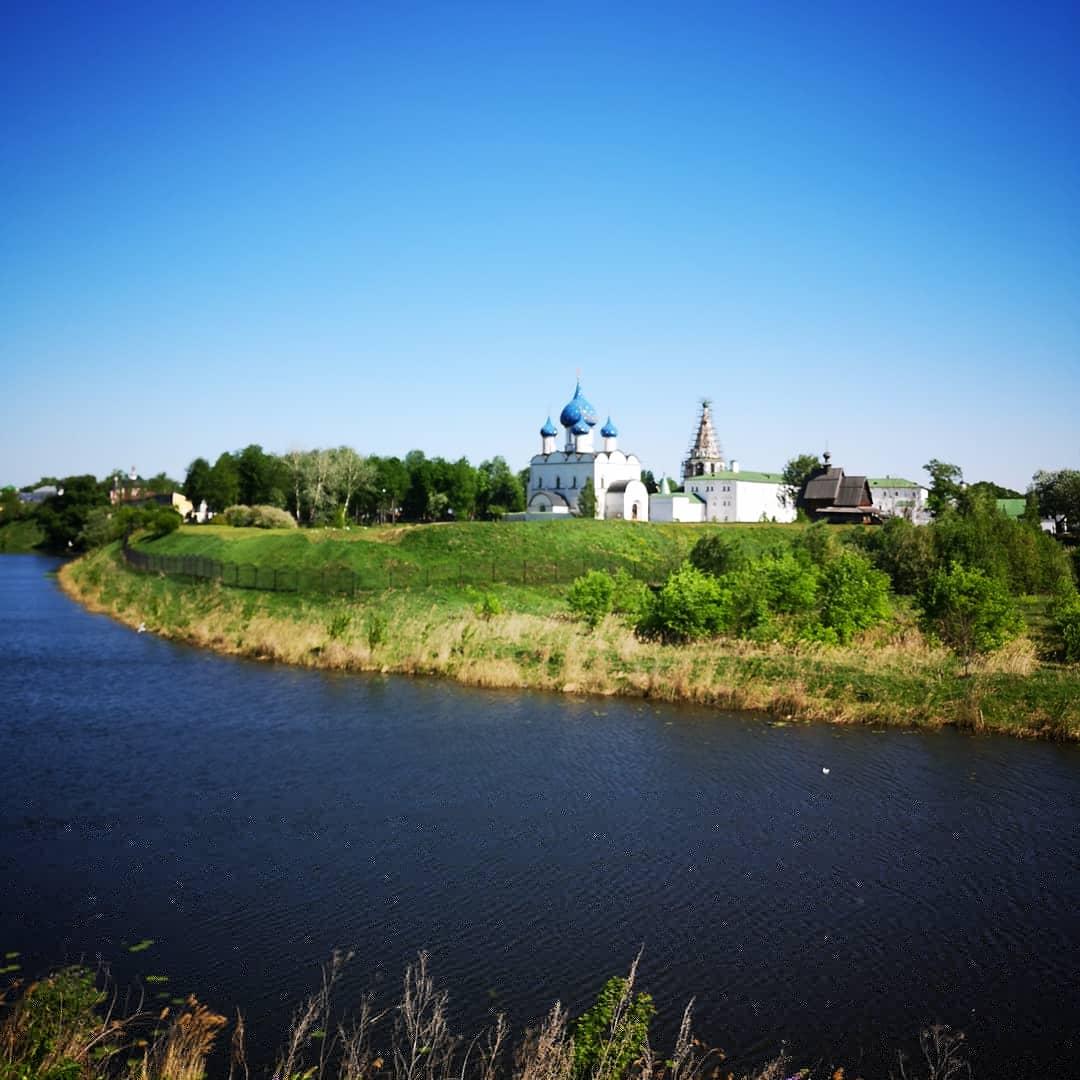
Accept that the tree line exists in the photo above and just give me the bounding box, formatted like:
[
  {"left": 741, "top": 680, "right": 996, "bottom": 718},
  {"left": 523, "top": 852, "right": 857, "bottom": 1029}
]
[{"left": 181, "top": 444, "right": 527, "bottom": 525}]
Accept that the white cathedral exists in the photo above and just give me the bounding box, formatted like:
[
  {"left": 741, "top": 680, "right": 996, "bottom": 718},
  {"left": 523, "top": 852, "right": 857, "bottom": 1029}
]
[{"left": 522, "top": 380, "right": 651, "bottom": 521}]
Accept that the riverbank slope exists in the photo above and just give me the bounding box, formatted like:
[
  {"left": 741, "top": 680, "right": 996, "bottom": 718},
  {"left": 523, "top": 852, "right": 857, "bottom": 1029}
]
[{"left": 59, "top": 542, "right": 1080, "bottom": 740}]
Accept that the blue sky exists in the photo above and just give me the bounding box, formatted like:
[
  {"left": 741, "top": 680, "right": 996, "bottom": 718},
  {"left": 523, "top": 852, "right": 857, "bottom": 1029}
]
[{"left": 4, "top": 1, "right": 1078, "bottom": 492}]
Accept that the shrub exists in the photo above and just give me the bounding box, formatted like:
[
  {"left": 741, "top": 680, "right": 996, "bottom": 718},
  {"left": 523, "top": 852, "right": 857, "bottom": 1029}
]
[
  {"left": 637, "top": 563, "right": 729, "bottom": 642},
  {"left": 610, "top": 569, "right": 651, "bottom": 620},
  {"left": 250, "top": 504, "right": 297, "bottom": 528},
  {"left": 221, "top": 504, "right": 253, "bottom": 526},
  {"left": 567, "top": 570, "right": 615, "bottom": 628},
  {"left": 221, "top": 504, "right": 296, "bottom": 528},
  {"left": 687, "top": 533, "right": 747, "bottom": 577},
  {"left": 1052, "top": 591, "right": 1080, "bottom": 662},
  {"left": 475, "top": 592, "right": 503, "bottom": 620},
  {"left": 920, "top": 561, "right": 1024, "bottom": 666},
  {"left": 571, "top": 974, "right": 655, "bottom": 1080},
  {"left": 816, "top": 549, "right": 892, "bottom": 643}
]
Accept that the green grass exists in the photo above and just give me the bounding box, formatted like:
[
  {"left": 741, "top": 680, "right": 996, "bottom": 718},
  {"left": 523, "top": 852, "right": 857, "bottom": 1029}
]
[
  {"left": 135, "top": 519, "right": 807, "bottom": 588},
  {"left": 0, "top": 517, "right": 45, "bottom": 552}
]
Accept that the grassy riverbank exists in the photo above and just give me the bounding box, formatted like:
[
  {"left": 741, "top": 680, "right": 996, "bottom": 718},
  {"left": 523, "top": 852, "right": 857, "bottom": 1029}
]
[{"left": 60, "top": 539, "right": 1080, "bottom": 740}]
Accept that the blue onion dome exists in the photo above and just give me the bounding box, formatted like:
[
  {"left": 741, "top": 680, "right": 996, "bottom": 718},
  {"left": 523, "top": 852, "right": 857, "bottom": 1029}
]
[
  {"left": 540, "top": 416, "right": 558, "bottom": 437},
  {"left": 570, "top": 419, "right": 591, "bottom": 435},
  {"left": 559, "top": 379, "right": 599, "bottom": 427},
  {"left": 601, "top": 416, "right": 618, "bottom": 438}
]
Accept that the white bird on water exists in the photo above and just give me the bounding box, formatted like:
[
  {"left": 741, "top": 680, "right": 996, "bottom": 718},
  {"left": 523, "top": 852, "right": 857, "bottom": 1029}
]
[
  {"left": 822, "top": 767, "right": 830, "bottom": 775},
  {"left": 136, "top": 622, "right": 147, "bottom": 634}
]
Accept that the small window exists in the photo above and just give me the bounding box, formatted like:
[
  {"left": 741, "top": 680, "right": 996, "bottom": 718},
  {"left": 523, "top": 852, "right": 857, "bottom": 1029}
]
[
  {"left": 555, "top": 476, "right": 561, "bottom": 489},
  {"left": 571, "top": 476, "right": 577, "bottom": 488}
]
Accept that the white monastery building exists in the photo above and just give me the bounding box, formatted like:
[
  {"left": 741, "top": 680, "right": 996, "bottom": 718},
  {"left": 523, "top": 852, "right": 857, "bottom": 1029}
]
[
  {"left": 520, "top": 380, "right": 650, "bottom": 521},
  {"left": 868, "top": 478, "right": 931, "bottom": 524},
  {"left": 649, "top": 401, "right": 795, "bottom": 524}
]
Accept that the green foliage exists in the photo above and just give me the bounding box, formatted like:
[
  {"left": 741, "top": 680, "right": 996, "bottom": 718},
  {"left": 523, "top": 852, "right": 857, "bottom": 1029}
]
[
  {"left": 221, "top": 504, "right": 297, "bottom": 529},
  {"left": 1033, "top": 468, "right": 1080, "bottom": 532},
  {"left": 781, "top": 453, "right": 821, "bottom": 509},
  {"left": 637, "top": 562, "right": 729, "bottom": 642},
  {"left": 577, "top": 478, "right": 598, "bottom": 519},
  {"left": 571, "top": 975, "right": 655, "bottom": 1080},
  {"left": 326, "top": 610, "right": 352, "bottom": 640},
  {"left": 0, "top": 967, "right": 106, "bottom": 1080},
  {"left": 1051, "top": 591, "right": 1080, "bottom": 662},
  {"left": 921, "top": 561, "right": 1024, "bottom": 663},
  {"left": 816, "top": 549, "right": 891, "bottom": 644},
  {"left": 365, "top": 609, "right": 387, "bottom": 651},
  {"left": 687, "top": 533, "right": 747, "bottom": 577},
  {"left": 853, "top": 516, "right": 935, "bottom": 595},
  {"left": 474, "top": 592, "right": 503, "bottom": 620},
  {"left": 610, "top": 569, "right": 651, "bottom": 620},
  {"left": 923, "top": 459, "right": 964, "bottom": 518},
  {"left": 567, "top": 570, "right": 615, "bottom": 628}
]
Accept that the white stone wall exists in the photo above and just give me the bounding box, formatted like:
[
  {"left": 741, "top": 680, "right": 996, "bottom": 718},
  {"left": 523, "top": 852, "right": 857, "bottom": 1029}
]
[
  {"left": 685, "top": 477, "right": 794, "bottom": 522},
  {"left": 870, "top": 484, "right": 930, "bottom": 523},
  {"left": 650, "top": 495, "right": 705, "bottom": 523}
]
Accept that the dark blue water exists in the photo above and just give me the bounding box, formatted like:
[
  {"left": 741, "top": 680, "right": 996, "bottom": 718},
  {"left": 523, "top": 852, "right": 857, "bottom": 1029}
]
[{"left": 1, "top": 555, "right": 1077, "bottom": 1077}]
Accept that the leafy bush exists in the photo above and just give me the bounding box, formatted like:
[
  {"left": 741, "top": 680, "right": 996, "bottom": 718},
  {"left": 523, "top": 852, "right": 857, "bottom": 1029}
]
[
  {"left": 567, "top": 570, "right": 615, "bottom": 628},
  {"left": 1052, "top": 592, "right": 1080, "bottom": 662},
  {"left": 571, "top": 974, "right": 655, "bottom": 1080},
  {"left": 475, "top": 592, "right": 503, "bottom": 620},
  {"left": 610, "top": 569, "right": 651, "bottom": 620},
  {"left": 221, "top": 504, "right": 296, "bottom": 528},
  {"left": 920, "top": 561, "right": 1024, "bottom": 664},
  {"left": 853, "top": 516, "right": 935, "bottom": 595},
  {"left": 687, "top": 533, "right": 747, "bottom": 577},
  {"left": 636, "top": 563, "right": 729, "bottom": 642},
  {"left": 817, "top": 549, "right": 892, "bottom": 643}
]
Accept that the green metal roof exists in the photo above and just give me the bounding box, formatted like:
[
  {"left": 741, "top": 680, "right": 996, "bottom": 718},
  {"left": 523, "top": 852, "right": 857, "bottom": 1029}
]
[
  {"left": 869, "top": 477, "right": 922, "bottom": 487},
  {"left": 695, "top": 470, "right": 783, "bottom": 484},
  {"left": 650, "top": 492, "right": 706, "bottom": 503}
]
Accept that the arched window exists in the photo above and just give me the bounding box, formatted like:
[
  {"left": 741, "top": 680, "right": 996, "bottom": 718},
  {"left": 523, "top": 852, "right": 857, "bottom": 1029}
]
[
  {"left": 571, "top": 476, "right": 577, "bottom": 488},
  {"left": 555, "top": 476, "right": 561, "bottom": 489}
]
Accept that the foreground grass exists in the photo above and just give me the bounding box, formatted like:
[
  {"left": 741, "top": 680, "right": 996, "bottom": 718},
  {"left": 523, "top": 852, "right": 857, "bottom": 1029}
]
[
  {"left": 60, "top": 545, "right": 1080, "bottom": 740},
  {"left": 0, "top": 953, "right": 977, "bottom": 1080}
]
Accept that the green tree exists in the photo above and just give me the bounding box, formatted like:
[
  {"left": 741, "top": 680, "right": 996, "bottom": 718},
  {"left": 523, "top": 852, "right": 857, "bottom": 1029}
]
[
  {"left": 923, "top": 459, "right": 964, "bottom": 518},
  {"left": 206, "top": 452, "right": 240, "bottom": 512},
  {"left": 183, "top": 457, "right": 213, "bottom": 508},
  {"left": 1033, "top": 468, "right": 1080, "bottom": 532},
  {"left": 920, "top": 561, "right": 1024, "bottom": 668},
  {"left": 781, "top": 453, "right": 821, "bottom": 509},
  {"left": 477, "top": 456, "right": 525, "bottom": 517},
  {"left": 640, "top": 469, "right": 659, "bottom": 495},
  {"left": 577, "top": 477, "right": 597, "bottom": 518},
  {"left": 236, "top": 444, "right": 284, "bottom": 506},
  {"left": 567, "top": 570, "right": 615, "bottom": 628}
]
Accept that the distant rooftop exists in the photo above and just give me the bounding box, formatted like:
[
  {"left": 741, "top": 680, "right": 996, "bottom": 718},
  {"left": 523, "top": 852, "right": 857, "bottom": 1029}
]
[{"left": 869, "top": 477, "right": 922, "bottom": 488}]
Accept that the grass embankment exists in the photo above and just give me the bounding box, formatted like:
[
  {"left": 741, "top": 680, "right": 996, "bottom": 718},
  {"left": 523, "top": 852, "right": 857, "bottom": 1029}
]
[
  {"left": 134, "top": 520, "right": 795, "bottom": 585},
  {"left": 60, "top": 531, "right": 1080, "bottom": 741}
]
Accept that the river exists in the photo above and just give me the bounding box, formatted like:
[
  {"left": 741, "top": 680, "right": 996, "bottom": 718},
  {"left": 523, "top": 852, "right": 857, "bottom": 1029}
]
[{"left": 1, "top": 555, "right": 1077, "bottom": 1076}]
